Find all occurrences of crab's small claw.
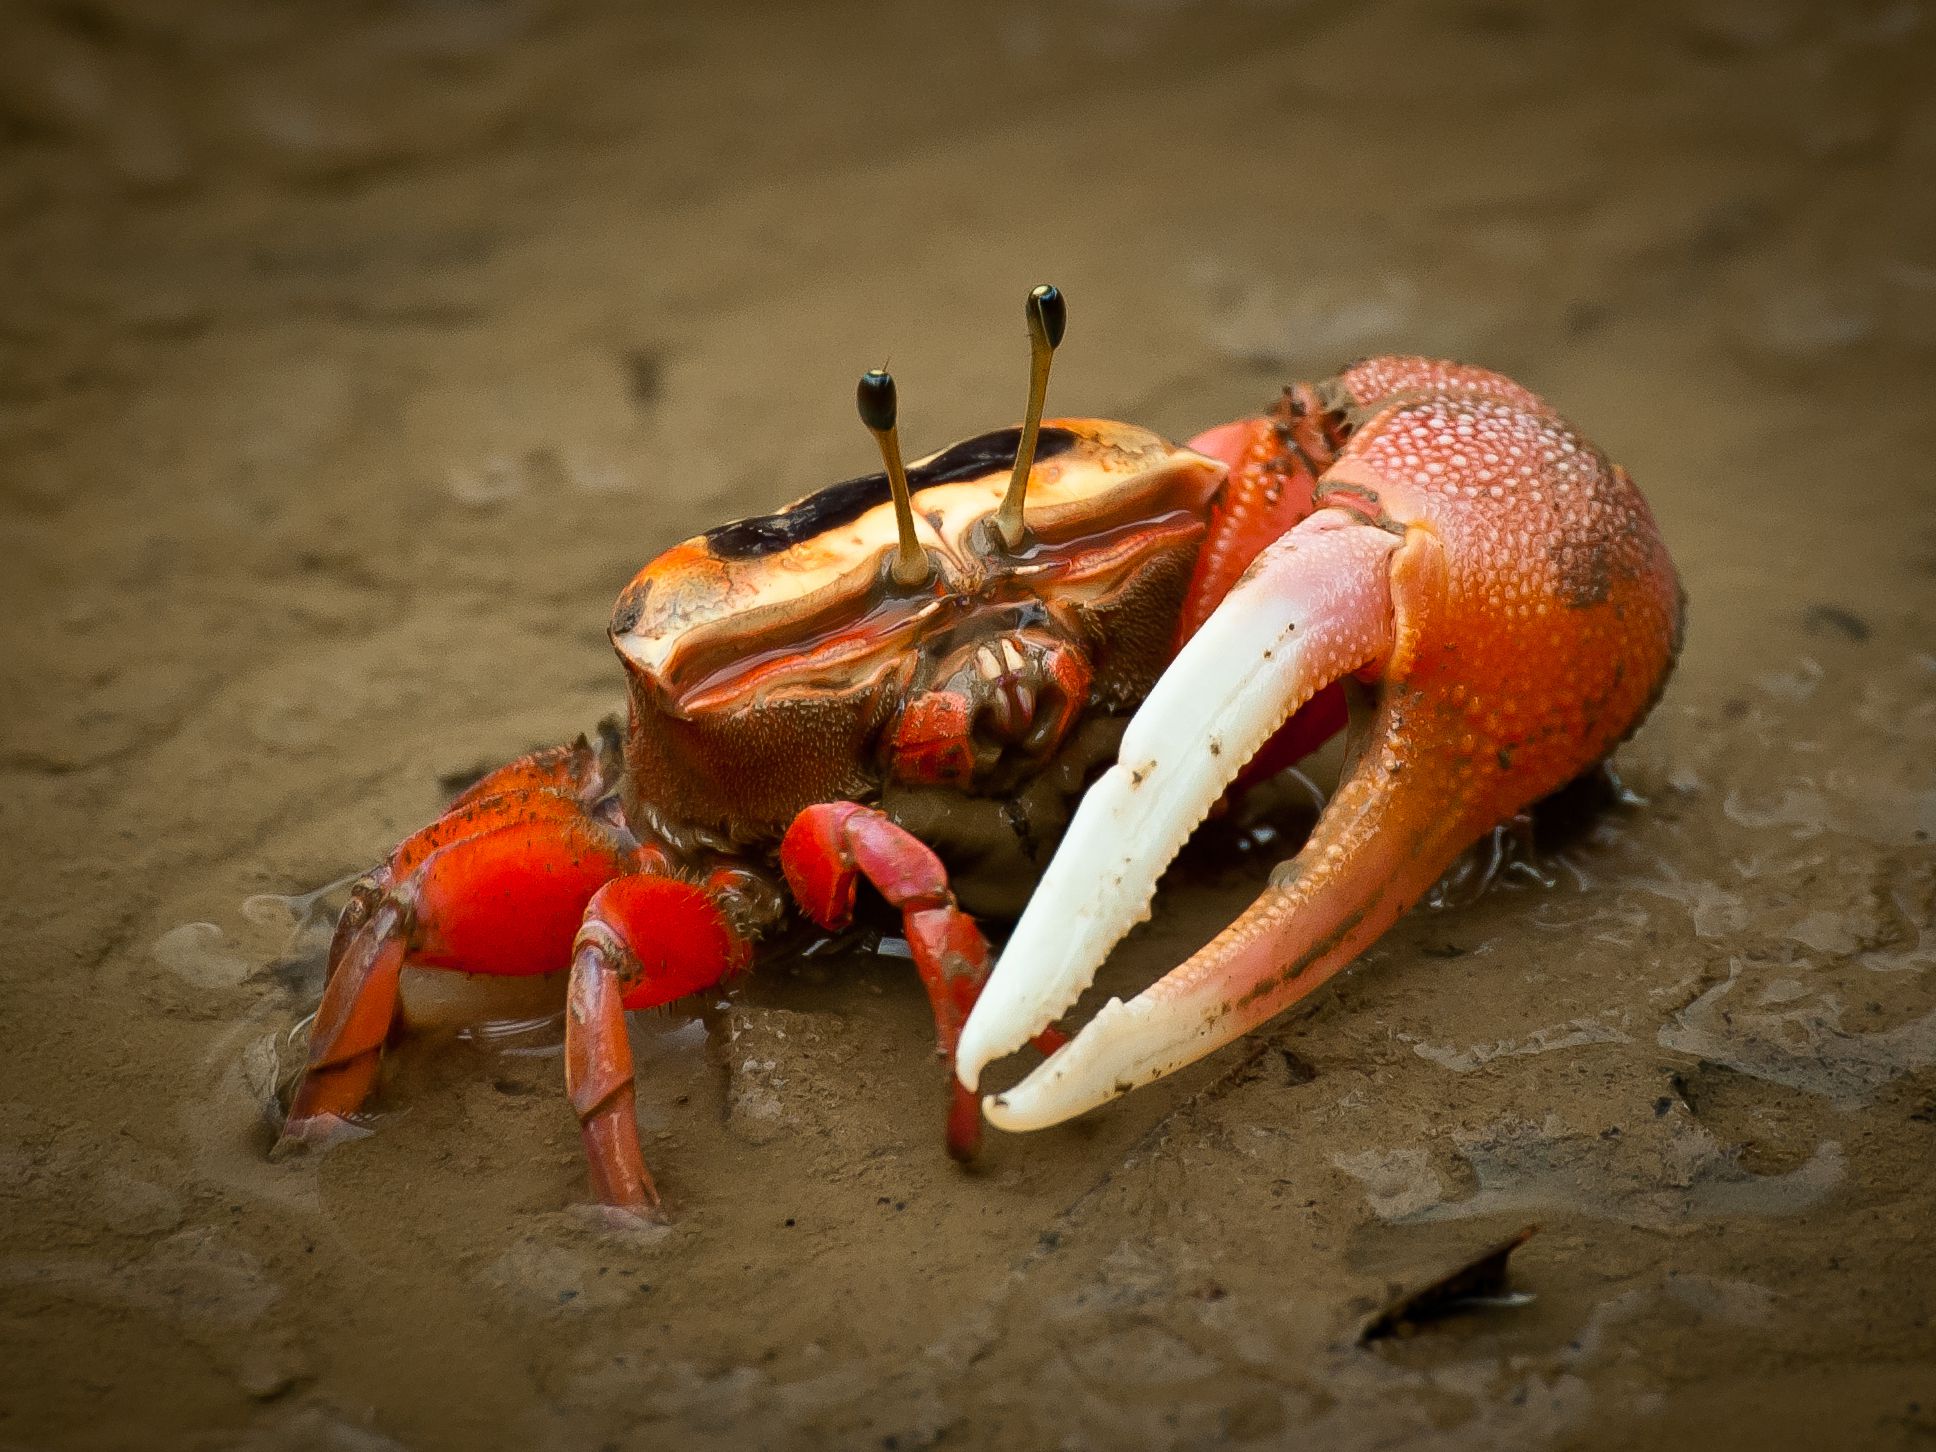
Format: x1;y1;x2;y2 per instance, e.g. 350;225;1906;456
957;358;1683;1129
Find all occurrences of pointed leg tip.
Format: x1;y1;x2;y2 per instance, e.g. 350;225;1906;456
272;1112;368;1157
584;1165;668;1227
603;1199;671;1230
576;1199;673;1238
946;1079;985;1162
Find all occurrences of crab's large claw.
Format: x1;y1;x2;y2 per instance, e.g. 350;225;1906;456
956;358;1683;1129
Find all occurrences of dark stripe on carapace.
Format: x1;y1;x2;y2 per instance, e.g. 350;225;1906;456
703;426;1080;560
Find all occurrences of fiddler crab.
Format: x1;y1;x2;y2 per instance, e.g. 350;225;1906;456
282;286;1683;1219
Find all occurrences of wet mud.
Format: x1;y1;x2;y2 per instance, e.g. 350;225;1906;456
2;2;1933;1447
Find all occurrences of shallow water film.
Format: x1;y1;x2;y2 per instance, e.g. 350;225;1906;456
3;2;1934;1448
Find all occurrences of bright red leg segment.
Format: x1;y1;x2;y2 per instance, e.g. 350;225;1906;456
566;875;749;1214
281;748;648;1149
445;726;620;810
780;802;1067;1161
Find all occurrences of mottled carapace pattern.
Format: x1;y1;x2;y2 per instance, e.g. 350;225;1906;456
608;419;1226;845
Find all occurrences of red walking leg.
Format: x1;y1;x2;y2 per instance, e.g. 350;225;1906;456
565;874;749;1215
282;902;409;1141
780;802;1067;1162
281;739;645;1148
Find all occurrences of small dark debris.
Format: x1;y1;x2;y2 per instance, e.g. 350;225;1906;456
784;1217;796;1228
438;762;494;797
1564;301;1608;336
622;347;665;407
1359;1225;1538;1343
493;1077;536;1096
1802;603;1870;642
1654;1096;1674;1117
558;1289;578;1304
245;1370;300;1402
1459;2;1538;36
1421;942;1467;960
1038;1230;1062;1251
1279;1047;1318;1085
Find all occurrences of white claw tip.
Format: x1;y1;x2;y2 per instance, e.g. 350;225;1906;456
954;1017;1000;1094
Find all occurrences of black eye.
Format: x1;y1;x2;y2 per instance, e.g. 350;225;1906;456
1028;284;1067;349
856;370;898;433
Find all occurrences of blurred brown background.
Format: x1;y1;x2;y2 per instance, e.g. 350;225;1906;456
2;2;1933;1448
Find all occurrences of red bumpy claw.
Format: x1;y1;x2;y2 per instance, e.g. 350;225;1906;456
958;358;1684;1128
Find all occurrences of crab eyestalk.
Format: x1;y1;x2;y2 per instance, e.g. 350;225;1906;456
857;368;932;588
994;284;1067;551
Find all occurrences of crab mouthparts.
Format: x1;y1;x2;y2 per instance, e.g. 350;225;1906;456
954;509;1404;1129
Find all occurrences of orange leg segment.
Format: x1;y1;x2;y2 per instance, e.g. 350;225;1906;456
283;902;409;1140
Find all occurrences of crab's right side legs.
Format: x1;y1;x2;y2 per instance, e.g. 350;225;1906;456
281;734;758;1215
281;738;635;1143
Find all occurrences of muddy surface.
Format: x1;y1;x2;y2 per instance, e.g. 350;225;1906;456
3;2;1934;1448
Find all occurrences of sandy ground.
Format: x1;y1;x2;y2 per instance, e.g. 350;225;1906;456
3;1;1934;1447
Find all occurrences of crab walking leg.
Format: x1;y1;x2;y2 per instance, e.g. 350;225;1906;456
281;904;410;1139
566;875;749;1215
955;509;1403;1096
280;773;647;1149
781;802;1068;1162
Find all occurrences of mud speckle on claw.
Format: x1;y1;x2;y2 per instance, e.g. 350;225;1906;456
4;1;1934;1447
